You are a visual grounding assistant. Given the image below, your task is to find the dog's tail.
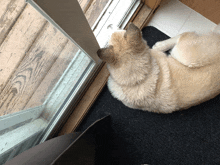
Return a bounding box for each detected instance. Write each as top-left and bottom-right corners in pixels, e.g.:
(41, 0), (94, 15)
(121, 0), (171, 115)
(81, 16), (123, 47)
(212, 23), (220, 33)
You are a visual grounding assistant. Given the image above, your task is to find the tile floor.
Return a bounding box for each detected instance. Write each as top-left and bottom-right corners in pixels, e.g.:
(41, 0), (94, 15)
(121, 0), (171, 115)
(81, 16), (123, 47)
(148, 0), (217, 37)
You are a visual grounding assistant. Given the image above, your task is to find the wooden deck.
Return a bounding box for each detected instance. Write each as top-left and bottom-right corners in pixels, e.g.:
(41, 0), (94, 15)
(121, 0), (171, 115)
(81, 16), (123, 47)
(0, 0), (109, 116)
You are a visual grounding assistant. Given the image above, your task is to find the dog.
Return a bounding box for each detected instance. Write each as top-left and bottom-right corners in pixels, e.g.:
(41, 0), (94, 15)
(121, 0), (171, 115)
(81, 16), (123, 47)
(97, 23), (220, 113)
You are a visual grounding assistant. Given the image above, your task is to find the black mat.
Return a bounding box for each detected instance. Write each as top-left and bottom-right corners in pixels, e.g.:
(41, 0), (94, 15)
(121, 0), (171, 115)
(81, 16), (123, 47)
(76, 26), (220, 165)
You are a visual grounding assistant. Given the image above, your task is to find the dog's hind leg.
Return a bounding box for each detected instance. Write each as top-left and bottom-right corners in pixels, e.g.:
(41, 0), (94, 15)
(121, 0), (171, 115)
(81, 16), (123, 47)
(152, 35), (181, 52)
(170, 32), (220, 68)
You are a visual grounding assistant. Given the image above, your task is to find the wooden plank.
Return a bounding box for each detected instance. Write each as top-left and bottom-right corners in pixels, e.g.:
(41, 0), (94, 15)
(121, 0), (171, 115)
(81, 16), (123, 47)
(0, 23), (68, 116)
(133, 4), (152, 29)
(25, 0), (109, 110)
(144, 0), (161, 9)
(85, 0), (109, 27)
(78, 0), (94, 13)
(0, 0), (109, 116)
(24, 40), (78, 109)
(180, 0), (220, 24)
(0, 0), (26, 45)
(59, 63), (109, 135)
(0, 4), (47, 93)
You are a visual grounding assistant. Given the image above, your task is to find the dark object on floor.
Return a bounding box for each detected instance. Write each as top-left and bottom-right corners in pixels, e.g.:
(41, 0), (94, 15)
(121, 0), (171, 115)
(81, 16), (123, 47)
(77, 26), (220, 165)
(5, 115), (112, 165)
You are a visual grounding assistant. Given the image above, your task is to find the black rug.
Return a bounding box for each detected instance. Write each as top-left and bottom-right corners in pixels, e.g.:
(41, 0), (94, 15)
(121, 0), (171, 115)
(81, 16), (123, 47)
(76, 26), (220, 165)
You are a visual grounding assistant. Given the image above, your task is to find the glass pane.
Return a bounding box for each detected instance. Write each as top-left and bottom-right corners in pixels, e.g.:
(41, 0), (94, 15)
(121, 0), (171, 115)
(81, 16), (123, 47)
(0, 0), (141, 163)
(0, 0), (109, 163)
(0, 0), (109, 117)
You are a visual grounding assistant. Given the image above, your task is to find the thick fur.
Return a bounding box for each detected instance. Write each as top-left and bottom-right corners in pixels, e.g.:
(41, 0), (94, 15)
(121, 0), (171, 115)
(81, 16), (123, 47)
(97, 23), (220, 113)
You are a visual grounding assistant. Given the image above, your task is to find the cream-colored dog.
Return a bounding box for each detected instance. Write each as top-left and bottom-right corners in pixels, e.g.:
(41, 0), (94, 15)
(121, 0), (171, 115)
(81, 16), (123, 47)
(97, 23), (220, 113)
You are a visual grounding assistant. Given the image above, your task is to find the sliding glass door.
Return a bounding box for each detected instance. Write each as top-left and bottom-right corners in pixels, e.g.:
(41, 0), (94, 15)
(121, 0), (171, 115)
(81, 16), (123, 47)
(0, 0), (141, 164)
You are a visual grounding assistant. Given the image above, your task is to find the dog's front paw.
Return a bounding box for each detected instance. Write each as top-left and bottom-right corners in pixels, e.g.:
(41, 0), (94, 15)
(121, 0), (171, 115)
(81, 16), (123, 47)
(152, 41), (167, 51)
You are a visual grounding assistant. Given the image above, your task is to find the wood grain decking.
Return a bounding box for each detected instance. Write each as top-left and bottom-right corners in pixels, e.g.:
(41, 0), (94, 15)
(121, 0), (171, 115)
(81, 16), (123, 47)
(0, 0), (109, 116)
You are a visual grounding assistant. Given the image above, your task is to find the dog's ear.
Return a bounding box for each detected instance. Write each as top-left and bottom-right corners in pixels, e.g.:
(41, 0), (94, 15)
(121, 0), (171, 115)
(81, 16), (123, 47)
(124, 23), (142, 44)
(97, 45), (116, 64)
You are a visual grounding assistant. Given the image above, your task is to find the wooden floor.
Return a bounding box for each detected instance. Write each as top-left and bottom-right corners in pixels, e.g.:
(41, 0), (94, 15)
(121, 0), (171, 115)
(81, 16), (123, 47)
(0, 0), (109, 116)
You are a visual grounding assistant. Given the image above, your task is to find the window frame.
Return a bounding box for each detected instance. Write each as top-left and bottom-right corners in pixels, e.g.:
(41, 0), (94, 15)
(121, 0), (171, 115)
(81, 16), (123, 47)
(0, 0), (142, 164)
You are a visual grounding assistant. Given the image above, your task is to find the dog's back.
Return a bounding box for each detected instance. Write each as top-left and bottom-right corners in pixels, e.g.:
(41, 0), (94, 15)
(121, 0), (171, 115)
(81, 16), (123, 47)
(170, 32), (220, 68)
(165, 30), (220, 109)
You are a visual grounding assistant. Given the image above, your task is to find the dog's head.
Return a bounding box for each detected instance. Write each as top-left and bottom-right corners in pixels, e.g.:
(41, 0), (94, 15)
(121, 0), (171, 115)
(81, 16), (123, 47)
(97, 23), (148, 66)
(97, 23), (151, 86)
